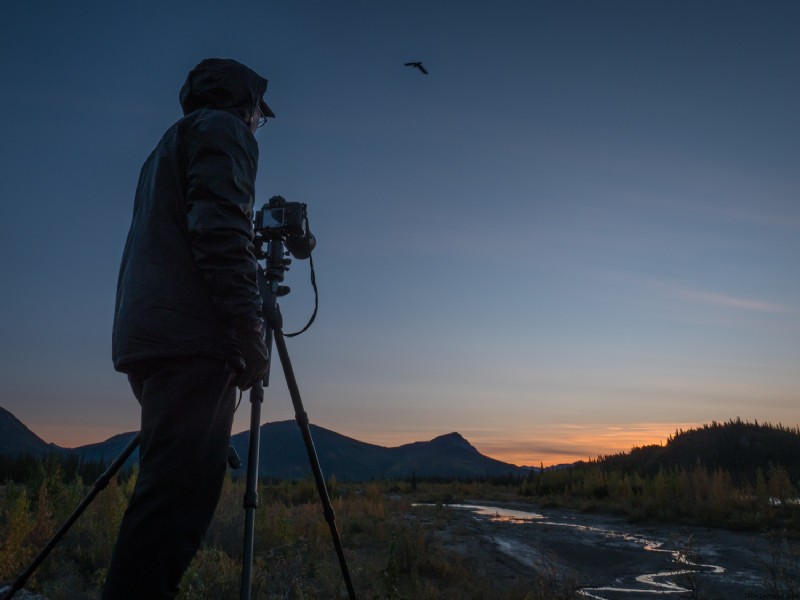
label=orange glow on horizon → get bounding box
[32,424,136,449]
[338,422,706,468]
[34,420,706,469]
[467,422,705,467]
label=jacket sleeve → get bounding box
[184,111,262,332]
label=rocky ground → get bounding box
[420,501,798,599]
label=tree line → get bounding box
[0,451,120,490]
[520,419,800,531]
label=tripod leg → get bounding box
[239,381,264,600]
[1,434,140,600]
[240,304,275,600]
[272,328,357,600]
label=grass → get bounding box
[2,468,797,598]
[1,476,578,599]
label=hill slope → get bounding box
[600,419,800,482]
[0,406,59,456]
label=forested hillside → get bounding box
[521,419,799,531]
[600,419,800,482]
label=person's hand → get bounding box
[233,326,269,390]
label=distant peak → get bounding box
[431,432,475,450]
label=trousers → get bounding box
[102,356,236,600]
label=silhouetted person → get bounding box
[104,58,274,600]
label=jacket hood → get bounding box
[179,58,274,119]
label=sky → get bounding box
[1,1,798,467]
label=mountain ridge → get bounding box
[0,407,528,481]
[0,406,58,456]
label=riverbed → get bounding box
[416,502,797,598]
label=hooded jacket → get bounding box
[112,59,269,372]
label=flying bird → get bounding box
[404,61,429,75]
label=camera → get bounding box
[255,195,305,235]
[254,195,316,259]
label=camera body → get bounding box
[254,196,306,237]
[254,195,316,260]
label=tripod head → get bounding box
[257,235,292,296]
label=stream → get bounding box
[439,504,781,598]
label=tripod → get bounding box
[2,236,356,600]
[239,233,356,600]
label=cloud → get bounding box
[613,272,792,316]
[675,288,788,313]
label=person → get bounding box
[104,58,274,599]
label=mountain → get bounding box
[229,423,527,480]
[0,408,526,481]
[0,406,61,457]
[72,432,140,465]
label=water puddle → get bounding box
[442,504,727,598]
[447,503,544,523]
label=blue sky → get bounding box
[1,1,798,465]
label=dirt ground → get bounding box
[421,501,798,599]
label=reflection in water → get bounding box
[447,503,544,523]
[443,504,726,598]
